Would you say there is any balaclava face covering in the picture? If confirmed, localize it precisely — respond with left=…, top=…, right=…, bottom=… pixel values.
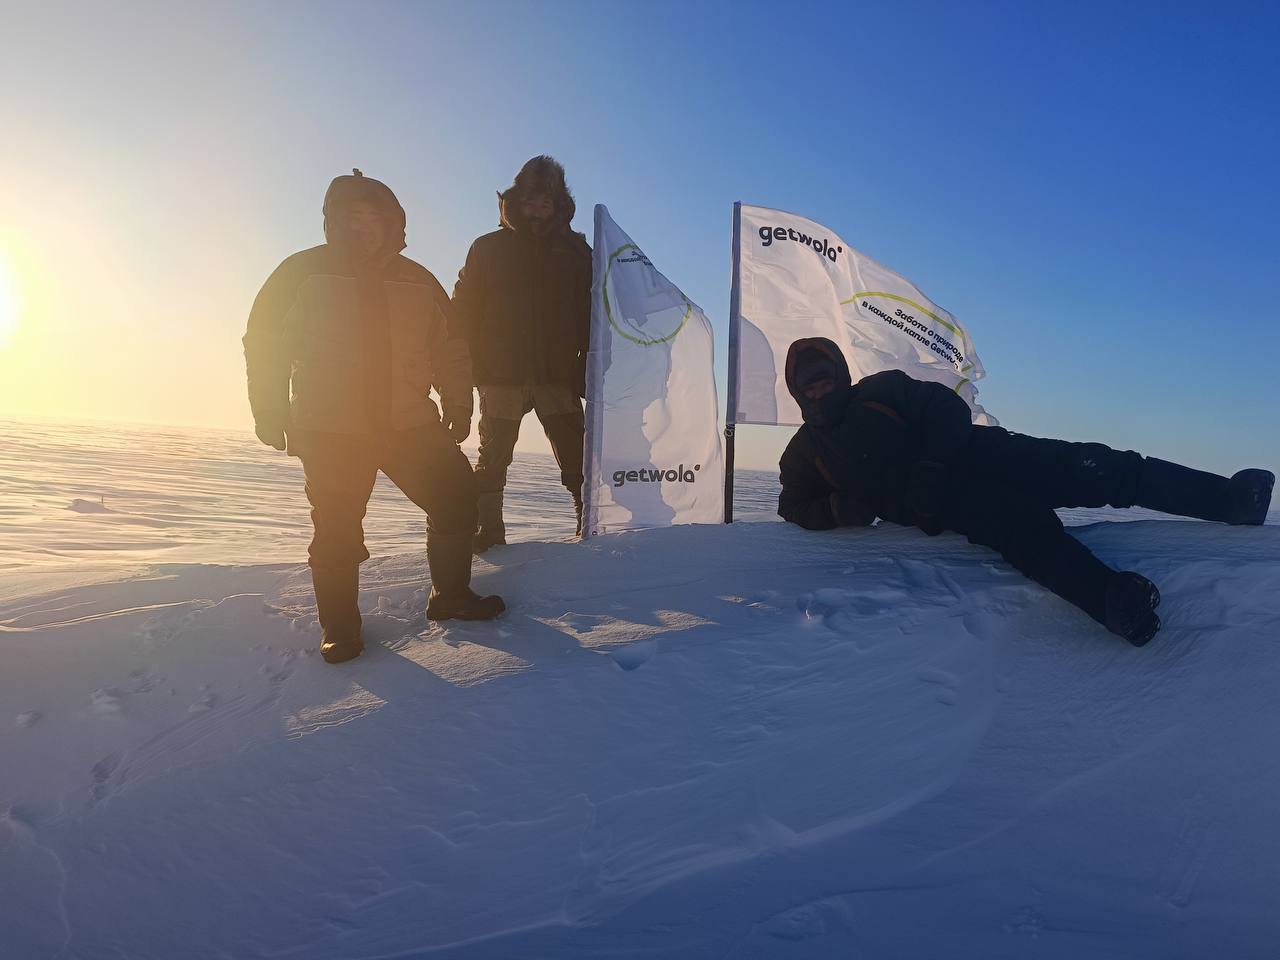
left=785, top=338, right=854, bottom=428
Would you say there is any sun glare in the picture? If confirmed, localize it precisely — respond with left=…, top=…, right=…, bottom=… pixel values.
left=0, top=253, right=19, bottom=346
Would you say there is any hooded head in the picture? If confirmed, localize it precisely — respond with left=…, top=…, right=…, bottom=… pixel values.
left=785, top=337, right=853, bottom=428
left=323, top=169, right=407, bottom=263
left=498, top=155, right=576, bottom=236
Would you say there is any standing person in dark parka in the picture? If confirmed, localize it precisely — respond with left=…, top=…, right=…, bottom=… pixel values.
left=778, top=337, right=1274, bottom=646
left=452, top=156, right=592, bottom=551
left=244, top=170, right=504, bottom=665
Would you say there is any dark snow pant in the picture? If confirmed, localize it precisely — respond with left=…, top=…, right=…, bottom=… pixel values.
left=293, top=425, right=477, bottom=640
left=474, top=383, right=585, bottom=503
left=938, top=428, right=1146, bottom=624
left=942, top=482, right=1116, bottom=623
left=961, top=427, right=1144, bottom=510
left=297, top=425, right=477, bottom=566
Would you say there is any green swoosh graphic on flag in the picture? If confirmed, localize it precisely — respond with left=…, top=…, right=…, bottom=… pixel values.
left=603, top=243, right=692, bottom=346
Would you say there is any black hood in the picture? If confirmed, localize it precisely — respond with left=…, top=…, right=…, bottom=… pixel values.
left=323, top=169, right=407, bottom=261
left=785, top=337, right=853, bottom=427
left=498, top=155, right=576, bottom=233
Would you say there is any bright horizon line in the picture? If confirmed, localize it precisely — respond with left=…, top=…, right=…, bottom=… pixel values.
left=2, top=409, right=270, bottom=437
left=0, top=410, right=785, bottom=474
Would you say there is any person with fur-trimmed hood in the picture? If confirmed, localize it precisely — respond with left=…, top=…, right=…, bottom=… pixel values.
left=778, top=337, right=1274, bottom=647
left=452, top=155, right=592, bottom=551
left=244, top=170, right=505, bottom=664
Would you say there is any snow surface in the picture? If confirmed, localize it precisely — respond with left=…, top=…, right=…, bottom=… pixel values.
left=3, top=420, right=1280, bottom=958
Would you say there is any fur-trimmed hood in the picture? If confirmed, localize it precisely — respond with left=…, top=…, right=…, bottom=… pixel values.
left=497, top=155, right=576, bottom=233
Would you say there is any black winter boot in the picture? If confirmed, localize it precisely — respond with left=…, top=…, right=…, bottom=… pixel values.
left=474, top=491, right=506, bottom=554
left=311, top=565, right=364, bottom=664
left=426, top=531, right=505, bottom=621
left=1222, top=469, right=1274, bottom=525
left=1104, top=572, right=1162, bottom=647
left=572, top=489, right=584, bottom=537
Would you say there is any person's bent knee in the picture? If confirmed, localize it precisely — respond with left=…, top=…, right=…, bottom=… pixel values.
left=307, top=540, right=371, bottom=569
left=428, top=503, right=477, bottom=536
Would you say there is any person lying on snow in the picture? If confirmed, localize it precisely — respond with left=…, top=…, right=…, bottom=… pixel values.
left=777, top=337, right=1274, bottom=647
left=244, top=170, right=504, bottom=665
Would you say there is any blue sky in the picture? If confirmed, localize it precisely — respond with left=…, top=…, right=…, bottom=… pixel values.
left=2, top=0, right=1277, bottom=473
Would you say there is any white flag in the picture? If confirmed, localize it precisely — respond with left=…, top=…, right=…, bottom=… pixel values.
left=583, top=206, right=724, bottom=536
left=730, top=203, right=995, bottom=427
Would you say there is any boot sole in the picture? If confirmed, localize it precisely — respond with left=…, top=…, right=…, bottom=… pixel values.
left=1127, top=613, right=1162, bottom=648
left=1105, top=573, right=1162, bottom=646
left=1225, top=469, right=1275, bottom=525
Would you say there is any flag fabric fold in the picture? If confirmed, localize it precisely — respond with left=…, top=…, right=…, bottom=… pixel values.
left=583, top=206, right=725, bottom=536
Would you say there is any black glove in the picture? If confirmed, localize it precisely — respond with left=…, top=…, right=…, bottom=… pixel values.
left=254, top=421, right=286, bottom=451
left=442, top=405, right=471, bottom=444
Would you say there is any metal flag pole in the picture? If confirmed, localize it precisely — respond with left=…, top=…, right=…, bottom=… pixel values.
left=580, top=204, right=607, bottom=540
left=723, top=201, right=742, bottom=524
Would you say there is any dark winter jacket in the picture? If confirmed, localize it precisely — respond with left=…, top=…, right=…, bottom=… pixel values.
left=452, top=156, right=592, bottom=390
left=243, top=172, right=472, bottom=437
left=777, top=338, right=975, bottom=531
